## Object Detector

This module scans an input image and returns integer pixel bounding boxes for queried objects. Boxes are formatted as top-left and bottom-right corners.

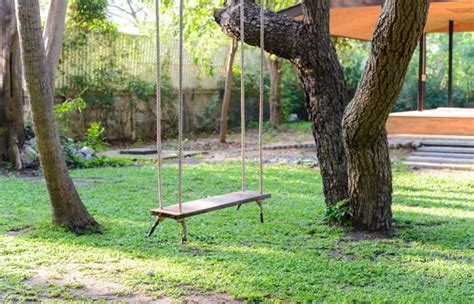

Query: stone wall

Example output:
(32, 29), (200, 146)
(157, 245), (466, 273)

(59, 88), (222, 142)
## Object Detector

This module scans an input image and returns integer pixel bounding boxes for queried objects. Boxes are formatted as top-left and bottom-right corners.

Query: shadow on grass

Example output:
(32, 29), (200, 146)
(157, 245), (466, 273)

(393, 194), (474, 211)
(2, 165), (473, 301)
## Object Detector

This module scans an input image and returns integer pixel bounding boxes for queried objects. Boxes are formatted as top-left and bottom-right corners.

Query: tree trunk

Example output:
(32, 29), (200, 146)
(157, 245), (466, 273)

(43, 0), (68, 91)
(342, 0), (430, 230)
(215, 0), (349, 205)
(267, 54), (283, 126)
(216, 0), (430, 231)
(15, 0), (99, 233)
(0, 0), (24, 170)
(219, 38), (238, 143)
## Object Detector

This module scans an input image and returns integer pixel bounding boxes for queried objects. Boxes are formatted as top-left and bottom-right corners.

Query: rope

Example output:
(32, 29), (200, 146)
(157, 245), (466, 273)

(240, 0), (246, 192)
(259, 0), (264, 194)
(155, 0), (163, 209)
(178, 0), (184, 213)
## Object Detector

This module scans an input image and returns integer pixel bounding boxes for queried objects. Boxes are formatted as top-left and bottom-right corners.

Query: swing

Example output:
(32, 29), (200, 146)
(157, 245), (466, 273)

(148, 0), (270, 243)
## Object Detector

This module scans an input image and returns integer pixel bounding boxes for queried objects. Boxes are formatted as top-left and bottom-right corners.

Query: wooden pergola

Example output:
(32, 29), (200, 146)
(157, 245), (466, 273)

(280, 0), (474, 111)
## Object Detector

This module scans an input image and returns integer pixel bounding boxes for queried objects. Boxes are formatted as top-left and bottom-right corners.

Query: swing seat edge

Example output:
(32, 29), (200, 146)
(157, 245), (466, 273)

(149, 191), (271, 219)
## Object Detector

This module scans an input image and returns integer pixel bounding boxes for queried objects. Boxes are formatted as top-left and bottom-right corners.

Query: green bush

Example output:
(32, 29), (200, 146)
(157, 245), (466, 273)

(81, 122), (106, 152)
(324, 199), (352, 226)
(80, 156), (133, 168)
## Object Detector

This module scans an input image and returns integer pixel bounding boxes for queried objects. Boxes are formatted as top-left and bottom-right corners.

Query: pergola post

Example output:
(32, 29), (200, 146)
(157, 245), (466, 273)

(417, 33), (427, 112)
(448, 20), (454, 107)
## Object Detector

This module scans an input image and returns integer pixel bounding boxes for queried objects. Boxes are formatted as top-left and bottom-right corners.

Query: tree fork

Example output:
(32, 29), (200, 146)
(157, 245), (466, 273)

(215, 0), (349, 205)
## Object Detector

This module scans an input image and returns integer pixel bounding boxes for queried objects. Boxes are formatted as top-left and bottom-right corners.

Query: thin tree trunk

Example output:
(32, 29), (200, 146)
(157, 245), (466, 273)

(219, 38), (238, 143)
(267, 54), (283, 126)
(0, 0), (24, 170)
(342, 0), (430, 230)
(43, 0), (67, 91)
(15, 0), (99, 233)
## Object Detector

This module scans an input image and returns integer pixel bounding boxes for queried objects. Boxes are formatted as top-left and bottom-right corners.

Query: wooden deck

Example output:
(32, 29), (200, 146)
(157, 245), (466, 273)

(387, 108), (474, 136)
(150, 191), (271, 219)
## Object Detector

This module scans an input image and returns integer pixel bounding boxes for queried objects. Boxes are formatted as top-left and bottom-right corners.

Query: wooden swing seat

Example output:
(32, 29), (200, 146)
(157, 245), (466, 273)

(149, 191), (271, 220)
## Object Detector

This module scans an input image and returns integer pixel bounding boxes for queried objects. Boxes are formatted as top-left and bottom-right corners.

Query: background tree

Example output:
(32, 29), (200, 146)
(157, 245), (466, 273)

(0, 0), (24, 170)
(215, 0), (429, 231)
(219, 37), (238, 143)
(264, 0), (292, 126)
(1, 0), (68, 170)
(43, 0), (68, 92)
(267, 53), (282, 125)
(16, 0), (99, 233)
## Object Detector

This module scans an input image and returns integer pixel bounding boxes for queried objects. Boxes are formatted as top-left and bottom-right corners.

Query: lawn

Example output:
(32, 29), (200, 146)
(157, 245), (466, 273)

(0, 163), (473, 302)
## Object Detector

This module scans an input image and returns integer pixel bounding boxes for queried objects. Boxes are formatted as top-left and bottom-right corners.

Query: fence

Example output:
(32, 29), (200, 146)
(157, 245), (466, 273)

(56, 31), (230, 91)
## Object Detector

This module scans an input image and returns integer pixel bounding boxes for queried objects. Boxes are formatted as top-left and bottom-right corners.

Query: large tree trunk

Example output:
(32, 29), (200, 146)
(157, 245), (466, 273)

(219, 38), (238, 143)
(43, 0), (68, 91)
(215, 0), (349, 205)
(342, 0), (429, 231)
(0, 0), (24, 170)
(15, 0), (99, 233)
(267, 54), (283, 126)
(215, 0), (430, 232)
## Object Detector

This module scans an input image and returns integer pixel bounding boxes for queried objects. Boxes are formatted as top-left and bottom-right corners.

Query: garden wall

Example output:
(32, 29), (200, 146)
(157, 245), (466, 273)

(58, 89), (222, 142)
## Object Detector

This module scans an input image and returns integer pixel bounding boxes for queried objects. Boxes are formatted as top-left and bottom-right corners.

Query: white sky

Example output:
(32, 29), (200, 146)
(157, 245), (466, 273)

(40, 0), (155, 34)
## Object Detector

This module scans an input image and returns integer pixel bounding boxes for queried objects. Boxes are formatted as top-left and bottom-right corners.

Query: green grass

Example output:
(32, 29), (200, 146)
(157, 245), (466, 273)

(281, 121), (312, 132)
(0, 163), (473, 302)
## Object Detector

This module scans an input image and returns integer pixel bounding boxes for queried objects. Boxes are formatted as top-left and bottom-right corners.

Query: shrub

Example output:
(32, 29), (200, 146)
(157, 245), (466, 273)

(81, 122), (106, 152)
(324, 199), (352, 226)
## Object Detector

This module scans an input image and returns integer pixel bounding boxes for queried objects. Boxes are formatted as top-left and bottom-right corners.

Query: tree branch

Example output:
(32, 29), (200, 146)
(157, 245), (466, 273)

(342, 0), (430, 144)
(214, 0), (306, 60)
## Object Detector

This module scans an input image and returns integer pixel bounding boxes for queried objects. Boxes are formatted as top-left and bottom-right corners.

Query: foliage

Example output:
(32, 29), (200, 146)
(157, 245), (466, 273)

(67, 0), (116, 33)
(396, 33), (474, 111)
(0, 164), (472, 302)
(280, 60), (306, 120)
(334, 37), (368, 99)
(280, 33), (473, 119)
(324, 199), (351, 226)
(54, 97), (87, 134)
(82, 122), (106, 152)
(59, 135), (85, 168)
(79, 156), (133, 168)
(59, 134), (131, 169)
(54, 97), (87, 119)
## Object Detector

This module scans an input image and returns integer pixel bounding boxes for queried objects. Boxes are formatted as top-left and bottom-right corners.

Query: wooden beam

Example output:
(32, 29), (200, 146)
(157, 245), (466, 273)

(278, 0), (457, 18)
(448, 20), (454, 107)
(417, 33), (427, 112)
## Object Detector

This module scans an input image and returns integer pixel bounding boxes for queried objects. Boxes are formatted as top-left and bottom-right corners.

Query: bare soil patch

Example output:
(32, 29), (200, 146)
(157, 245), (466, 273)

(347, 230), (395, 241)
(6, 225), (34, 236)
(27, 263), (240, 303)
(331, 249), (357, 261)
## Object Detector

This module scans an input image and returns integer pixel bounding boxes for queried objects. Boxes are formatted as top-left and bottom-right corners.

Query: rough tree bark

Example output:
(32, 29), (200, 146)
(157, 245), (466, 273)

(15, 0), (99, 233)
(215, 0), (429, 231)
(215, 0), (349, 205)
(0, 0), (24, 170)
(43, 0), (68, 90)
(342, 0), (430, 230)
(267, 54), (282, 126)
(219, 38), (238, 143)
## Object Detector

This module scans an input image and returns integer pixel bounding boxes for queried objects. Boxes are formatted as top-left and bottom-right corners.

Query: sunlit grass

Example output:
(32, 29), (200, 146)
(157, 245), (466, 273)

(0, 163), (473, 302)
